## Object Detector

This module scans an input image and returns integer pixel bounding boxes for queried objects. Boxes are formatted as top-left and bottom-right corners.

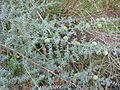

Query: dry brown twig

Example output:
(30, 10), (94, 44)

(0, 42), (81, 89)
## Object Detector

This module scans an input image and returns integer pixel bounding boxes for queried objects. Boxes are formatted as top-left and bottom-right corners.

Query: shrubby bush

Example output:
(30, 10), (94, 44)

(0, 0), (120, 90)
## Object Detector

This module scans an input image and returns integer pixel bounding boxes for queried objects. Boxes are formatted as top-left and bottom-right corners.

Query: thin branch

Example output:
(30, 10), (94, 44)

(0, 42), (81, 89)
(37, 11), (44, 21)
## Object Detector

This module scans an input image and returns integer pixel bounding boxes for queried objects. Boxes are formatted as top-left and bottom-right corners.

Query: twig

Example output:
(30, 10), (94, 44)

(0, 43), (81, 89)
(37, 11), (44, 21)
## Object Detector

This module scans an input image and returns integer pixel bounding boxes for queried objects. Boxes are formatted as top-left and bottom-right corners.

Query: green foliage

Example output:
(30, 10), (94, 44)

(0, 0), (120, 90)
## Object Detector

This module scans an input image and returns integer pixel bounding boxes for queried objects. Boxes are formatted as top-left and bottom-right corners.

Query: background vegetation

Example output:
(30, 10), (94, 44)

(0, 0), (120, 90)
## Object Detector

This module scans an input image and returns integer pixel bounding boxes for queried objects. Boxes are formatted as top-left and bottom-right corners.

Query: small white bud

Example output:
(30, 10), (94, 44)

(63, 36), (69, 41)
(96, 18), (100, 21)
(44, 38), (51, 43)
(92, 41), (97, 46)
(97, 23), (102, 28)
(103, 50), (108, 56)
(100, 17), (106, 21)
(86, 23), (91, 28)
(64, 26), (68, 30)
(93, 75), (98, 80)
